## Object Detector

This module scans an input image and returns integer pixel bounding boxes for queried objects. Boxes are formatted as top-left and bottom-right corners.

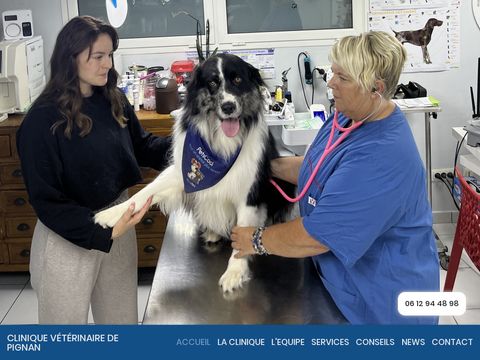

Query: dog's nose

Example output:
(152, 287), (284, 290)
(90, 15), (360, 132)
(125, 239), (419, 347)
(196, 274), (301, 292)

(221, 102), (236, 115)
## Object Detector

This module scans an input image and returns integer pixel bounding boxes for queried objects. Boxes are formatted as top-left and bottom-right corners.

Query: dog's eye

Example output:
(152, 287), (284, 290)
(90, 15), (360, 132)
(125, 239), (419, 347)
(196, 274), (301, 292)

(233, 76), (242, 85)
(208, 81), (217, 88)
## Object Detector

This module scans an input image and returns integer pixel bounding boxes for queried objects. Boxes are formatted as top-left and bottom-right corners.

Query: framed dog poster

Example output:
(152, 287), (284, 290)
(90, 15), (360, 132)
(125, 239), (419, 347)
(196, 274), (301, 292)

(368, 0), (460, 72)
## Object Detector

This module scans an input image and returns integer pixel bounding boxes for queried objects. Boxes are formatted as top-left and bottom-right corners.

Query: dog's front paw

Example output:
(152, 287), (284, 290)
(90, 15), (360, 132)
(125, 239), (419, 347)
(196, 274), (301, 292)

(94, 203), (128, 228)
(218, 261), (250, 293)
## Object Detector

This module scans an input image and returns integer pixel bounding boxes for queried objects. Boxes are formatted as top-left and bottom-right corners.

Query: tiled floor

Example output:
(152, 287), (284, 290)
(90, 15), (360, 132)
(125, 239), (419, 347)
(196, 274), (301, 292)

(0, 267), (155, 325)
(1, 223), (479, 325)
(434, 223), (480, 325)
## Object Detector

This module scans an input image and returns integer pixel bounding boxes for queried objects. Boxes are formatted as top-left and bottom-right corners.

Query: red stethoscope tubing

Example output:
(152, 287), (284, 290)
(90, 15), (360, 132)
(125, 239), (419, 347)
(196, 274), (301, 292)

(270, 110), (364, 203)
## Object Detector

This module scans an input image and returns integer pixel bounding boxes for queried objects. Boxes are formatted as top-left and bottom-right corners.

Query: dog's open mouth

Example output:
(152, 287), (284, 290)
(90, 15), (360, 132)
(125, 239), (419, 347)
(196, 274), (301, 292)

(220, 118), (240, 137)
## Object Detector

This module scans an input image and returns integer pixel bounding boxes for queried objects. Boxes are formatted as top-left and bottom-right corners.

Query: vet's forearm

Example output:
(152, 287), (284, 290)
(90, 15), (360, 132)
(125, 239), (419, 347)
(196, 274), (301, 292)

(271, 156), (304, 185)
(262, 217), (328, 258)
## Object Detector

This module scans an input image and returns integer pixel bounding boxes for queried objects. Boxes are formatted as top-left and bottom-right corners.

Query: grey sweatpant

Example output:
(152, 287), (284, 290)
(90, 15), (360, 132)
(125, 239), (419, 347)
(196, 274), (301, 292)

(29, 215), (138, 324)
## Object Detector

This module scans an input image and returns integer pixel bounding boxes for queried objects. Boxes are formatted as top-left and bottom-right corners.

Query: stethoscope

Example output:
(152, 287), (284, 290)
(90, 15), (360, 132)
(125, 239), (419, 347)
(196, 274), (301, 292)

(270, 110), (364, 203)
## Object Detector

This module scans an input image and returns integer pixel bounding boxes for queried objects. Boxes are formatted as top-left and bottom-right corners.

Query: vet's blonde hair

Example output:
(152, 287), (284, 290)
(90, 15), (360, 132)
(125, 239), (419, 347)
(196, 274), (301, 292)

(329, 31), (407, 99)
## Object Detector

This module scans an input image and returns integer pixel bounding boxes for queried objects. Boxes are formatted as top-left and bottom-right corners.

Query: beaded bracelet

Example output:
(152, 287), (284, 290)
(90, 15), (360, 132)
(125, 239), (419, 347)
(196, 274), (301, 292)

(251, 226), (268, 255)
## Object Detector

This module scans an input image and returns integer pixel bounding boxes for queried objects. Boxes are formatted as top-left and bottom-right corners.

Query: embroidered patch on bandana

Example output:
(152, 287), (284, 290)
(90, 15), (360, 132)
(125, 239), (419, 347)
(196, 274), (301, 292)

(182, 127), (241, 193)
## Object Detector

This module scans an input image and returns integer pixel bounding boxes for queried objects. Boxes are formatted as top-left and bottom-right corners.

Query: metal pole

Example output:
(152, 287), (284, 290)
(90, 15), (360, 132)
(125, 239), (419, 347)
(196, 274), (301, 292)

(425, 112), (432, 204)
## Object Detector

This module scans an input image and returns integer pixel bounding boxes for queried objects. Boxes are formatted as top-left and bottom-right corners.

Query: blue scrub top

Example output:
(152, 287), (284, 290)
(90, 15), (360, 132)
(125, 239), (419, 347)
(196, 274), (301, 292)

(298, 107), (439, 324)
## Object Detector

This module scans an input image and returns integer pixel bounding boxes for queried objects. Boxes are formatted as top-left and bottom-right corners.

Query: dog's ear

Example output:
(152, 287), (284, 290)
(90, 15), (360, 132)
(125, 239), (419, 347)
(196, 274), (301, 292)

(187, 65), (203, 93)
(184, 65), (204, 116)
(247, 63), (265, 87)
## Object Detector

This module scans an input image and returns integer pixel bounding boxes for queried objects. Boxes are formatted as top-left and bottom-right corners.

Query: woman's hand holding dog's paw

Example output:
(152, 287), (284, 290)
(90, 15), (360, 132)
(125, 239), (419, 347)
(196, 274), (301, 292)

(94, 196), (153, 238)
(94, 203), (129, 228)
(110, 196), (153, 239)
(230, 226), (256, 258)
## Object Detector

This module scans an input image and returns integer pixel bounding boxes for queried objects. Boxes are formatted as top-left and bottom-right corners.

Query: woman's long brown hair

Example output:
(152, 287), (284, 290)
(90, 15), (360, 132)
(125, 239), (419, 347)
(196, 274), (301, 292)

(35, 16), (127, 138)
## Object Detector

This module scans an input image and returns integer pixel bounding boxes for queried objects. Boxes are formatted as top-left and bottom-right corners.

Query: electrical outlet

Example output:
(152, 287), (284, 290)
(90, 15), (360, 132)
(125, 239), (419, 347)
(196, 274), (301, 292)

(432, 168), (454, 181)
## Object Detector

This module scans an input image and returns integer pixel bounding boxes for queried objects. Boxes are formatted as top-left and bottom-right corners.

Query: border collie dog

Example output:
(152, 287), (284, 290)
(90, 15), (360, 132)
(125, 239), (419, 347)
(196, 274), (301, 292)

(95, 53), (293, 292)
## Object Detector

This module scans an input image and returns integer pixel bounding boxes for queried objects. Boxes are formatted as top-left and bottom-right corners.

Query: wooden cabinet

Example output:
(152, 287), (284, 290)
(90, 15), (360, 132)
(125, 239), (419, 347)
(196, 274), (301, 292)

(0, 110), (174, 271)
(133, 110), (174, 267)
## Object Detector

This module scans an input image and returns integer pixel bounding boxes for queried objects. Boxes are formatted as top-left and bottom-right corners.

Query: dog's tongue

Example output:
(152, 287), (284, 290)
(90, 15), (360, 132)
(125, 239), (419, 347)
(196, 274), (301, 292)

(221, 118), (240, 137)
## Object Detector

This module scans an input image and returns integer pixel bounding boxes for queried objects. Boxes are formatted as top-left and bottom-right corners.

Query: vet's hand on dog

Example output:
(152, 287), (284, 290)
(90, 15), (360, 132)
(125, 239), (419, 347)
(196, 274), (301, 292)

(231, 226), (256, 258)
(111, 196), (153, 239)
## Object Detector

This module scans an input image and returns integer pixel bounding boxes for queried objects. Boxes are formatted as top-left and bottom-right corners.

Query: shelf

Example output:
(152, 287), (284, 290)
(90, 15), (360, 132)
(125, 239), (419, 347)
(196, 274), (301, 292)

(460, 154), (480, 178)
(452, 127), (480, 162)
(265, 113), (295, 126)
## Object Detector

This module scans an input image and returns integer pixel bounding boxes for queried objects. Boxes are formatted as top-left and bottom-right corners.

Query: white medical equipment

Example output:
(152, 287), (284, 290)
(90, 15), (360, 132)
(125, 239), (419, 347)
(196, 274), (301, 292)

(2, 9), (34, 40)
(0, 36), (46, 114)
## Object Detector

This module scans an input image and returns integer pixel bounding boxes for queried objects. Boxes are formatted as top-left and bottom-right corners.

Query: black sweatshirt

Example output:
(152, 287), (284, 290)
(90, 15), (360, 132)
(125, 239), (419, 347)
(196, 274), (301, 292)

(16, 91), (172, 252)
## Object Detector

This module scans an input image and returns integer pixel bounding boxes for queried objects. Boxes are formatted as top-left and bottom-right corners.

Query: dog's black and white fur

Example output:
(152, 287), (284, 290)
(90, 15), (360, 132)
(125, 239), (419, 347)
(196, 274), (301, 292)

(95, 53), (293, 292)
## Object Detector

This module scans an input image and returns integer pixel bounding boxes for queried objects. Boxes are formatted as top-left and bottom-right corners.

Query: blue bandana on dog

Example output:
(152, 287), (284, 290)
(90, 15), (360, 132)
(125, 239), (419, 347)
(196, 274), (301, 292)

(182, 127), (241, 193)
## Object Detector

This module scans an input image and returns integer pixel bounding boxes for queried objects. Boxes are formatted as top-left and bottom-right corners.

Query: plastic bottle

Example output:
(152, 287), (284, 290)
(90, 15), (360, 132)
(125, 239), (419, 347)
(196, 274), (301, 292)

(133, 78), (143, 105)
(126, 74), (134, 105)
(118, 81), (128, 96)
(310, 104), (326, 122)
(275, 86), (283, 102)
(133, 89), (140, 111)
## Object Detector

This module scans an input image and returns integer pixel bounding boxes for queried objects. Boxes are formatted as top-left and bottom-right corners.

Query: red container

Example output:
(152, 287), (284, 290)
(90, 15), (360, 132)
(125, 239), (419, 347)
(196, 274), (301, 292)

(171, 60), (195, 85)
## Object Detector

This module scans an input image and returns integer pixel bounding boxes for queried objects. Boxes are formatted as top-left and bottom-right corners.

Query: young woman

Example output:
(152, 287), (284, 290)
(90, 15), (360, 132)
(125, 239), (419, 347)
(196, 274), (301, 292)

(17, 16), (171, 324)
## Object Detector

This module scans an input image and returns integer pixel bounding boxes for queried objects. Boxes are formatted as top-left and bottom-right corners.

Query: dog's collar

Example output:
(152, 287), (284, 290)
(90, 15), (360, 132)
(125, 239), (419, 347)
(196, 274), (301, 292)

(182, 127), (241, 193)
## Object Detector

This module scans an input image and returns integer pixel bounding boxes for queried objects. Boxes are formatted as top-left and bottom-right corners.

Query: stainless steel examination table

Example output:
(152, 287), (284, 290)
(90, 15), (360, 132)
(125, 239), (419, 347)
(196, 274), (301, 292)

(142, 212), (347, 324)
